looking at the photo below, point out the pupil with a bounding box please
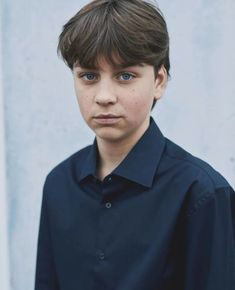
[87,74,94,80]
[123,74,130,80]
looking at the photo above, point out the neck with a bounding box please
[97,138,133,177]
[95,118,150,180]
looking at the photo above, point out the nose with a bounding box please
[94,79,117,105]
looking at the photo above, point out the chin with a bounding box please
[95,128,125,142]
[97,133,122,143]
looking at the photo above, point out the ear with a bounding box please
[154,65,168,101]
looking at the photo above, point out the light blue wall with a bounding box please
[0,0,10,288]
[1,0,234,289]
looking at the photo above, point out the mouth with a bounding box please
[93,114,121,125]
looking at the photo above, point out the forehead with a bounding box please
[74,56,145,70]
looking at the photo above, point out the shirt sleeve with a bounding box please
[183,185,235,290]
[34,178,59,290]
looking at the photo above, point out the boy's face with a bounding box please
[73,56,167,145]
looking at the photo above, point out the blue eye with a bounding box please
[81,73,96,81]
[119,73,134,81]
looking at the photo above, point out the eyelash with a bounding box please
[78,72,136,82]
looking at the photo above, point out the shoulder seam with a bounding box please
[186,185,232,218]
[164,148,216,188]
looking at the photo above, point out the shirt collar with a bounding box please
[78,138,98,182]
[113,117,166,187]
[78,116,166,188]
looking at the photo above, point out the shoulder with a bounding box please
[163,138,230,188]
[162,138,233,215]
[44,144,92,188]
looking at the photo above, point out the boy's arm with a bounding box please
[183,186,235,290]
[34,179,59,290]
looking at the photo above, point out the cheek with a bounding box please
[75,84,90,102]
[76,93,92,118]
[124,89,153,110]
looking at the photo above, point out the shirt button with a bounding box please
[107,176,112,182]
[105,202,112,209]
[96,250,105,260]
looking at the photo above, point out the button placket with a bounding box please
[95,176,115,263]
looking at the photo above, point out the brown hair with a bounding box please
[57,0,170,109]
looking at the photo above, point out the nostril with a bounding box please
[95,95,117,104]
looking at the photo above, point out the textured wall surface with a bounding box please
[0,0,10,288]
[1,0,235,289]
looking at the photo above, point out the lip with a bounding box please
[93,114,121,125]
[94,113,120,119]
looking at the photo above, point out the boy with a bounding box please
[35,1,235,289]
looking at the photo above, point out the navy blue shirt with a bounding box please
[35,117,235,290]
